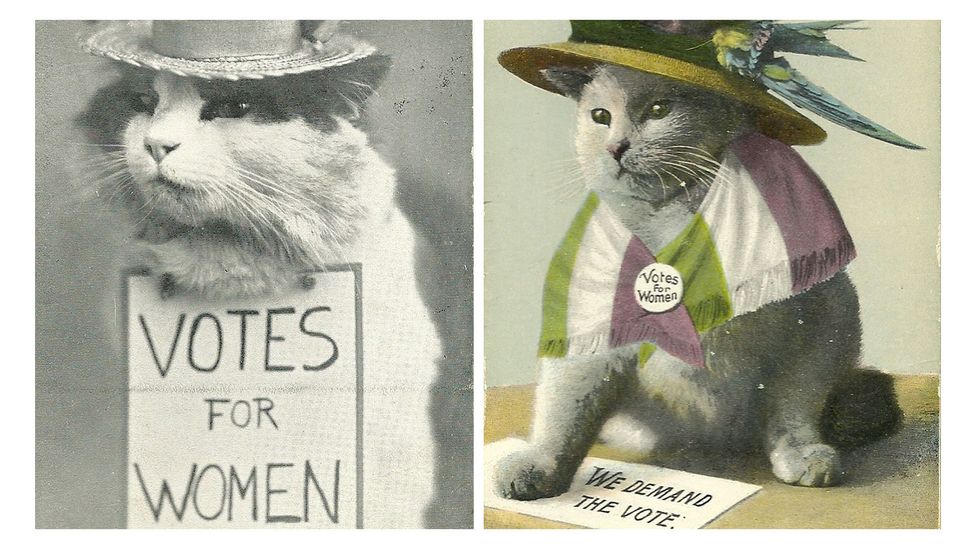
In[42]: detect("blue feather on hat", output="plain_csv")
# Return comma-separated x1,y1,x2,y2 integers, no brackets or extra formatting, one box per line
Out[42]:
713,20,922,150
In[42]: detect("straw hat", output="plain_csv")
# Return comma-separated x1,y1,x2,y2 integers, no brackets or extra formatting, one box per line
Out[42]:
81,20,375,80
498,20,827,146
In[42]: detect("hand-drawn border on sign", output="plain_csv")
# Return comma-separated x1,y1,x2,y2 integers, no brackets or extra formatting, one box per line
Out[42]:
120,264,365,528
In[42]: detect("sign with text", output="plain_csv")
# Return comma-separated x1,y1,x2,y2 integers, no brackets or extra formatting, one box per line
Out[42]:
485,440,760,529
125,267,362,528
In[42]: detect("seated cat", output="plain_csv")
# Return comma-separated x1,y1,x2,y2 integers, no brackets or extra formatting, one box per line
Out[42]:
494,64,901,500
76,22,443,526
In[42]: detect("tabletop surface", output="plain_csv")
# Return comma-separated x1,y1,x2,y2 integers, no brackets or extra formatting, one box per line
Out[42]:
484,375,939,529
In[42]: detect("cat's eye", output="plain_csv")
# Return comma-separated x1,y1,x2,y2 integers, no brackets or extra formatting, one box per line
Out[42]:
590,108,612,126
201,99,251,121
131,92,158,114
646,100,673,120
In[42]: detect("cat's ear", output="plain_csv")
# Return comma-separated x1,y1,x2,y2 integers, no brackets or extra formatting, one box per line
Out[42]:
332,53,392,116
297,53,392,122
541,67,592,100
341,54,392,99
298,21,391,112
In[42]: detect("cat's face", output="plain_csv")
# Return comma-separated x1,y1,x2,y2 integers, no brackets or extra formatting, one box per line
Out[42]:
78,56,391,261
545,65,749,207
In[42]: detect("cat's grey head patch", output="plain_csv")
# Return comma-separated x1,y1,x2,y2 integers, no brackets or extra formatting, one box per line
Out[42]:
571,65,752,209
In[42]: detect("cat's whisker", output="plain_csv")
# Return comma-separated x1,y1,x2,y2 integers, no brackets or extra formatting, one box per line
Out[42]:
667,147,723,171
220,182,288,237
78,162,126,181
664,159,718,185
668,157,718,173
650,168,667,196
81,162,130,179
134,194,160,226
230,171,322,221
341,78,376,94
542,159,586,191
104,182,135,207
668,144,721,158
661,161,702,183
226,195,288,257
336,90,363,120
664,158,722,179
231,165,319,207
212,185,279,252
234,180,323,232
545,170,586,198
659,167,692,201
77,153,128,168
675,158,733,191
544,157,584,169
542,176,586,201
221,173,337,263
669,155,722,172
547,170,586,189
663,157,729,191
539,166,588,201
100,170,136,203
70,142,129,149
73,160,134,203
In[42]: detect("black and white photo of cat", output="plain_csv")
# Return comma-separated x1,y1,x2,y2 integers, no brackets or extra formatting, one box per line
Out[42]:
36,20,473,528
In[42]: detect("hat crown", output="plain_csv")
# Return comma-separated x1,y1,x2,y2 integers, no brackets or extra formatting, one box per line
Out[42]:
568,20,732,70
497,20,829,145
150,20,303,60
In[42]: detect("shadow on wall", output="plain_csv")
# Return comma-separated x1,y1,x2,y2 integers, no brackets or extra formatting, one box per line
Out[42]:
35,20,473,528
355,20,474,528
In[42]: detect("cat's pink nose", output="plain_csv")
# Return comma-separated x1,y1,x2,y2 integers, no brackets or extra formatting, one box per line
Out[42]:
607,138,630,162
144,137,181,163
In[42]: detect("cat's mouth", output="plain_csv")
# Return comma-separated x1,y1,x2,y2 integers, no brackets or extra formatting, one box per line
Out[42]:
613,169,676,207
615,166,650,187
145,175,208,224
152,175,194,194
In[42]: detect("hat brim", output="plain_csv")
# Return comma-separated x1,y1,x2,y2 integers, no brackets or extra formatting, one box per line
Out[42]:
82,21,375,80
498,42,826,146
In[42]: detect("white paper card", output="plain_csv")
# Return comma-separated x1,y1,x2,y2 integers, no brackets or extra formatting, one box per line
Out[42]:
125,268,362,528
485,439,760,529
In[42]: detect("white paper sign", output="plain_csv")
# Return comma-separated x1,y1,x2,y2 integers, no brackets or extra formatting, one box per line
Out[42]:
485,439,760,529
125,268,362,528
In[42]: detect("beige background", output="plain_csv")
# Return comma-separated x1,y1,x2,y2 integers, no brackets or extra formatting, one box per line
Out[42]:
486,20,940,387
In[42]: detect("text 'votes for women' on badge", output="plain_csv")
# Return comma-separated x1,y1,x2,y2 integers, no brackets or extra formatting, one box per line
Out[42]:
635,263,684,313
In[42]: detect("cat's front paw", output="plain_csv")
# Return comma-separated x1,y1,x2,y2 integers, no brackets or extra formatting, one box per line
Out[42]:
770,443,841,487
493,444,572,501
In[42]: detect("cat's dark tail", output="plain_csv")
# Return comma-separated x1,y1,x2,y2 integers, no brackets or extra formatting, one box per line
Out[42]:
820,368,903,449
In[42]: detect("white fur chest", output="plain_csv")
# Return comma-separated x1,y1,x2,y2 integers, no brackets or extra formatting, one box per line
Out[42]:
355,208,442,527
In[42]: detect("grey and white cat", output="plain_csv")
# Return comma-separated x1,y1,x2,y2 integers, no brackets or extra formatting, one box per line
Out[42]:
494,64,900,500
77,41,397,300
76,25,443,526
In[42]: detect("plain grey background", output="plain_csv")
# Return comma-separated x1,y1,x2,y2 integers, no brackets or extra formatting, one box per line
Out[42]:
35,20,473,528
485,20,940,387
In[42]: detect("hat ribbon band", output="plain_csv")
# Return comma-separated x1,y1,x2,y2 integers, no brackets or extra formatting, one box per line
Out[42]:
150,20,303,60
